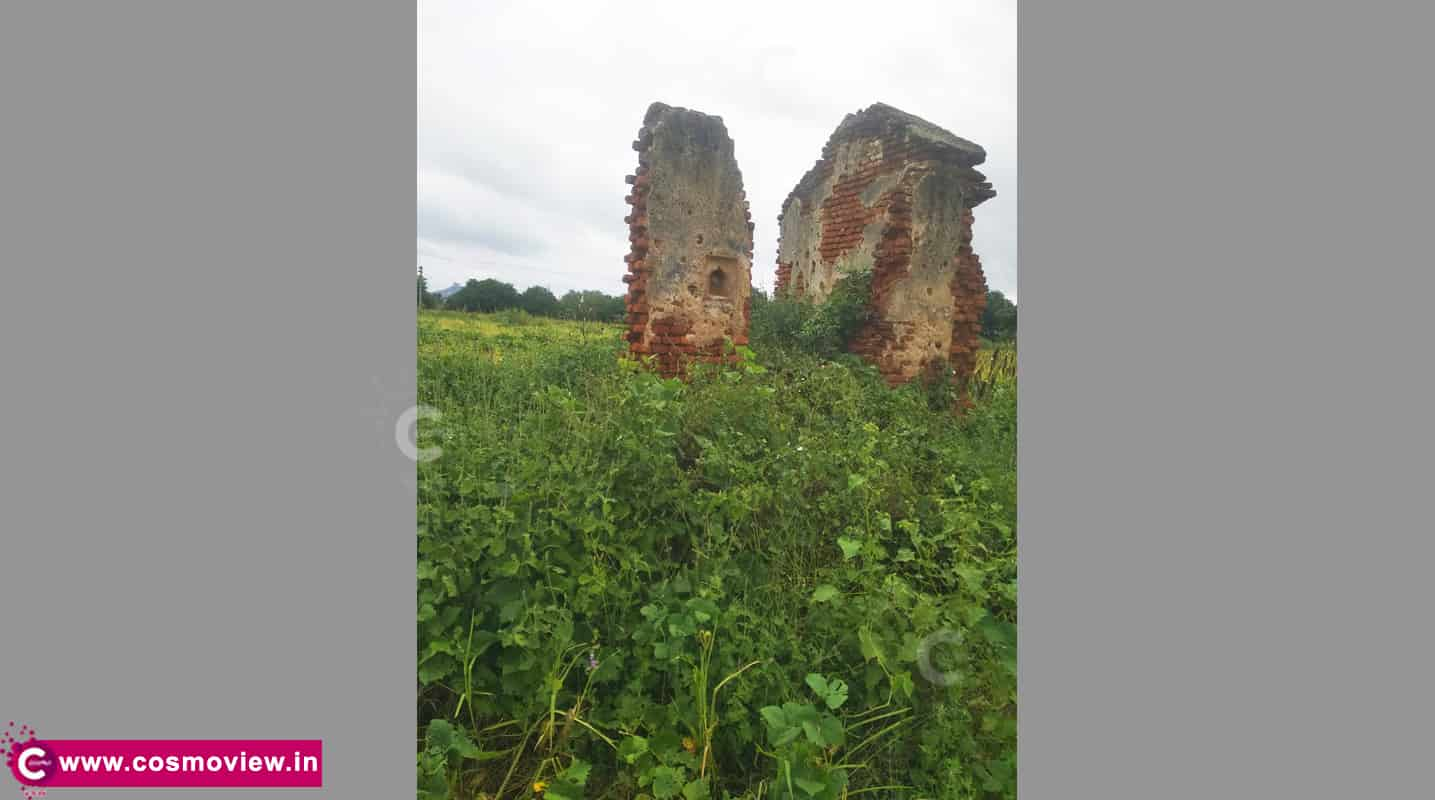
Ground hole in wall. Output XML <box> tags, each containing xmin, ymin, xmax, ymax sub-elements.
<box><xmin>704</xmin><ymin>255</ymin><xmax>739</xmax><ymax>300</ymax></box>
<box><xmin>696</xmin><ymin>234</ymin><xmax>704</xmax><ymax>244</ymax></box>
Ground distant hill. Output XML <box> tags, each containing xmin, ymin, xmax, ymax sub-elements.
<box><xmin>436</xmin><ymin>282</ymin><xmax>464</xmax><ymax>299</ymax></box>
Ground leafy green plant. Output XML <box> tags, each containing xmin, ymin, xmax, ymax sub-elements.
<box><xmin>757</xmin><ymin>674</ymin><xmax>850</xmax><ymax>800</ymax></box>
<box><xmin>418</xmin><ymin>719</ymin><xmax>485</xmax><ymax>800</ymax></box>
<box><xmin>795</xmin><ymin>268</ymin><xmax>874</xmax><ymax>357</ymax></box>
<box><xmin>751</xmin><ymin>270</ymin><xmax>874</xmax><ymax>360</ymax></box>
<box><xmin>613</xmin><ymin>733</ymin><xmax>708</xmax><ymax>800</ymax></box>
<box><xmin>536</xmin><ymin>757</ymin><xmax>591</xmax><ymax>800</ymax></box>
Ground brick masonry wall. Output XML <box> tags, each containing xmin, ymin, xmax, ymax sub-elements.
<box><xmin>776</xmin><ymin>103</ymin><xmax>994</xmax><ymax>391</ymax></box>
<box><xmin>948</xmin><ymin>208</ymin><xmax>988</xmax><ymax>390</ymax></box>
<box><xmin>624</xmin><ymin>103</ymin><xmax>753</xmax><ymax>378</ymax></box>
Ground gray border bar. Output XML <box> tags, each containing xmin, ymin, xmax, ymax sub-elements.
<box><xmin>1021</xmin><ymin>1</ymin><xmax>1434</xmax><ymax>796</ymax></box>
<box><xmin>1</xmin><ymin>3</ymin><xmax>414</xmax><ymax>798</ymax></box>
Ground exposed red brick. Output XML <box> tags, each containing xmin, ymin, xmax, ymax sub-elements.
<box><xmin>775</xmin><ymin>103</ymin><xmax>996</xmax><ymax>395</ymax></box>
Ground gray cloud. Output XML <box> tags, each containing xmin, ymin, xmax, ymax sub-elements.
<box><xmin>419</xmin><ymin>0</ymin><xmax>1016</xmax><ymax>300</ymax></box>
<box><xmin>415</xmin><ymin>194</ymin><xmax>546</xmax><ymax>258</ymax></box>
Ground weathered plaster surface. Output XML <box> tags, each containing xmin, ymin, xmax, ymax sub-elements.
<box><xmin>623</xmin><ymin>102</ymin><xmax>753</xmax><ymax>376</ymax></box>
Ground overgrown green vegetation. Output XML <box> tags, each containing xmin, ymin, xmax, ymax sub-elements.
<box><xmin>748</xmin><ymin>271</ymin><xmax>874</xmax><ymax>359</ymax></box>
<box><xmin>417</xmin><ymin>304</ymin><xmax>1016</xmax><ymax>800</ymax></box>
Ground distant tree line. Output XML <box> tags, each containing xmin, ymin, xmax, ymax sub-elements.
<box><xmin>420</xmin><ymin>272</ymin><xmax>1012</xmax><ymax>334</ymax></box>
<box><xmin>982</xmin><ymin>290</ymin><xmax>1017</xmax><ymax>341</ymax></box>
<box><xmin>417</xmin><ymin>274</ymin><xmax>627</xmax><ymax>323</ymax></box>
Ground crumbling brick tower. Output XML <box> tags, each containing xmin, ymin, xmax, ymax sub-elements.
<box><xmin>776</xmin><ymin>103</ymin><xmax>995</xmax><ymax>387</ymax></box>
<box><xmin>624</xmin><ymin>102</ymin><xmax>754</xmax><ymax>377</ymax></box>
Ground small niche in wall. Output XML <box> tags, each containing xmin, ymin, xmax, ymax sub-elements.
<box><xmin>705</xmin><ymin>255</ymin><xmax>738</xmax><ymax>300</ymax></box>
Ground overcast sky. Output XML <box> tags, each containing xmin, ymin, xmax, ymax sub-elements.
<box><xmin>418</xmin><ymin>0</ymin><xmax>1016</xmax><ymax>301</ymax></box>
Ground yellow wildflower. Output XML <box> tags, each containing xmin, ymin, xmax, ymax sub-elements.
<box><xmin>532</xmin><ymin>780</ymin><xmax>547</xmax><ymax>794</ymax></box>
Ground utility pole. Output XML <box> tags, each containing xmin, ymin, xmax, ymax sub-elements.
<box><xmin>418</xmin><ymin>264</ymin><xmax>425</xmax><ymax>308</ymax></box>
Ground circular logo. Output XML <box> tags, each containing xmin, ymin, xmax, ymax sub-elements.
<box><xmin>916</xmin><ymin>629</ymin><xmax>965</xmax><ymax>687</ymax></box>
<box><xmin>10</xmin><ymin>740</ymin><xmax>57</xmax><ymax>786</ymax></box>
<box><xmin>396</xmin><ymin>404</ymin><xmax>443</xmax><ymax>463</ymax></box>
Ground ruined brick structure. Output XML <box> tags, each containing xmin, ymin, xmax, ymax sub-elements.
<box><xmin>776</xmin><ymin>103</ymin><xmax>995</xmax><ymax>387</ymax></box>
<box><xmin>624</xmin><ymin>102</ymin><xmax>754</xmax><ymax>377</ymax></box>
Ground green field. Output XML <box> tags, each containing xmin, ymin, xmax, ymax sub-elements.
<box><xmin>418</xmin><ymin>309</ymin><xmax>1016</xmax><ymax>800</ymax></box>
